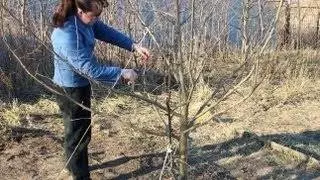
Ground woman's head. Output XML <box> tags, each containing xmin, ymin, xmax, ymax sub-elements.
<box><xmin>53</xmin><ymin>0</ymin><xmax>108</xmax><ymax>27</ymax></box>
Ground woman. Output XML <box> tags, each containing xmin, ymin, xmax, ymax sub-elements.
<box><xmin>51</xmin><ymin>0</ymin><xmax>150</xmax><ymax>179</ymax></box>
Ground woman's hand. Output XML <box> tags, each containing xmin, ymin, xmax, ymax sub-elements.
<box><xmin>121</xmin><ymin>69</ymin><xmax>138</xmax><ymax>85</ymax></box>
<box><xmin>133</xmin><ymin>43</ymin><xmax>150</xmax><ymax>63</ymax></box>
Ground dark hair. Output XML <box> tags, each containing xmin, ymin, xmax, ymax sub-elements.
<box><xmin>53</xmin><ymin>0</ymin><xmax>108</xmax><ymax>27</ymax></box>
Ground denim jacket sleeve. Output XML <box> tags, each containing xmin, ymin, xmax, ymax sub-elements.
<box><xmin>92</xmin><ymin>20</ymin><xmax>134</xmax><ymax>51</ymax></box>
<box><xmin>57</xmin><ymin>31</ymin><xmax>122</xmax><ymax>84</ymax></box>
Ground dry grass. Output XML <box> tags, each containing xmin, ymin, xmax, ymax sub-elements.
<box><xmin>1</xmin><ymin>99</ymin><xmax>22</xmax><ymax>126</ymax></box>
<box><xmin>24</xmin><ymin>98</ymin><xmax>59</xmax><ymax>115</ymax></box>
<box><xmin>188</xmin><ymin>48</ymin><xmax>320</xmax><ymax>148</ymax></box>
<box><xmin>0</xmin><ymin>98</ymin><xmax>60</xmax><ymax>142</ymax></box>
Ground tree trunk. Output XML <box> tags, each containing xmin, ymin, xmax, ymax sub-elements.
<box><xmin>281</xmin><ymin>1</ymin><xmax>291</xmax><ymax>48</ymax></box>
<box><xmin>241</xmin><ymin>0</ymin><xmax>250</xmax><ymax>55</ymax></box>
<box><xmin>19</xmin><ymin>0</ymin><xmax>26</xmax><ymax>35</ymax></box>
<box><xmin>178</xmin><ymin>121</ymin><xmax>188</xmax><ymax>180</ymax></box>
<box><xmin>315</xmin><ymin>12</ymin><xmax>320</xmax><ymax>48</ymax></box>
<box><xmin>39</xmin><ymin>0</ymin><xmax>44</xmax><ymax>42</ymax></box>
<box><xmin>258</xmin><ymin>0</ymin><xmax>264</xmax><ymax>40</ymax></box>
<box><xmin>174</xmin><ymin>0</ymin><xmax>189</xmax><ymax>179</ymax></box>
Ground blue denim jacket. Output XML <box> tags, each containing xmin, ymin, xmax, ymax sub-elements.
<box><xmin>51</xmin><ymin>15</ymin><xmax>134</xmax><ymax>87</ymax></box>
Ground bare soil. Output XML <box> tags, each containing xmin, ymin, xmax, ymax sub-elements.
<box><xmin>0</xmin><ymin>81</ymin><xmax>320</xmax><ymax>180</ymax></box>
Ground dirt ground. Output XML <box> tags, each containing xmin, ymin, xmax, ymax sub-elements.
<box><xmin>0</xmin><ymin>80</ymin><xmax>320</xmax><ymax>180</ymax></box>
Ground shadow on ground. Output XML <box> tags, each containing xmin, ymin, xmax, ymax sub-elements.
<box><xmin>9</xmin><ymin>126</ymin><xmax>63</xmax><ymax>145</ymax></box>
<box><xmin>89</xmin><ymin>130</ymin><xmax>320</xmax><ymax>179</ymax></box>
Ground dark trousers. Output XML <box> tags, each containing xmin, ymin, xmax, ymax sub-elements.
<box><xmin>56</xmin><ymin>85</ymin><xmax>91</xmax><ymax>180</ymax></box>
